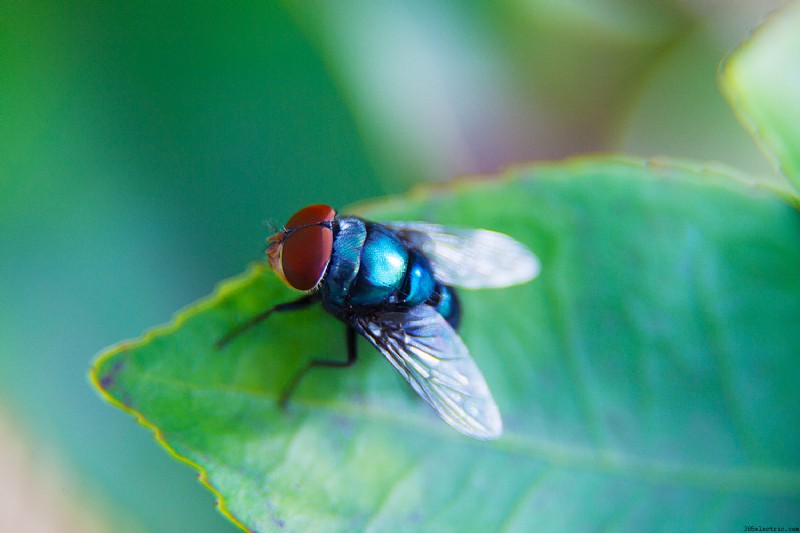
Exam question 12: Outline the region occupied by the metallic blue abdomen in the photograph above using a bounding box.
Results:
[322,216,460,329]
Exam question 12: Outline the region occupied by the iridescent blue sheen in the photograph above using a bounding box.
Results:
[402,250,435,307]
[321,217,460,329]
[349,223,408,306]
[324,217,366,306]
[434,284,461,329]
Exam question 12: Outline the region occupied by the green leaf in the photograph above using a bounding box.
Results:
[91,156,800,531]
[722,3,800,194]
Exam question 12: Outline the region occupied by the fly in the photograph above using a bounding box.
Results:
[217,204,539,440]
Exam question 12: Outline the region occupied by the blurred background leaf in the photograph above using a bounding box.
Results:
[721,1,800,193]
[0,1,794,531]
[1,2,377,531]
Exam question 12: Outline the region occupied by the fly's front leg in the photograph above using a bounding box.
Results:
[278,326,358,408]
[216,293,319,349]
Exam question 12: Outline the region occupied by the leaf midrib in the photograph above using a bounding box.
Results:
[127,370,800,496]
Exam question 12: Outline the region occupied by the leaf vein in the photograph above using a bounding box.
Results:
[130,372,800,496]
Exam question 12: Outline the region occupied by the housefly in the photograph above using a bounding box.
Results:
[218,204,539,440]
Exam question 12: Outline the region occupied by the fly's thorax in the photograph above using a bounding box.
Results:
[321,218,413,311]
[322,216,367,308]
[319,218,459,329]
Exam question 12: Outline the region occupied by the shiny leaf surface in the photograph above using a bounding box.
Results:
[92,156,800,531]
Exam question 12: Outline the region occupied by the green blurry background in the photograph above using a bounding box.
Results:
[0,1,787,531]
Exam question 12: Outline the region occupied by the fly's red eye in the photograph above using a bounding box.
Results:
[268,204,336,291]
[286,204,336,229]
[281,225,333,290]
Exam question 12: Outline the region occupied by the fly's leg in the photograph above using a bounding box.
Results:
[215,293,318,349]
[278,326,357,408]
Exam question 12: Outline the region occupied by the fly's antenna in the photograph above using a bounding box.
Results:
[263,219,280,234]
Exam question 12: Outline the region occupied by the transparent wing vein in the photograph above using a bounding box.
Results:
[382,221,539,289]
[353,305,502,440]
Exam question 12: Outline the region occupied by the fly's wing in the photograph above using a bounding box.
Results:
[382,221,539,289]
[352,305,502,440]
